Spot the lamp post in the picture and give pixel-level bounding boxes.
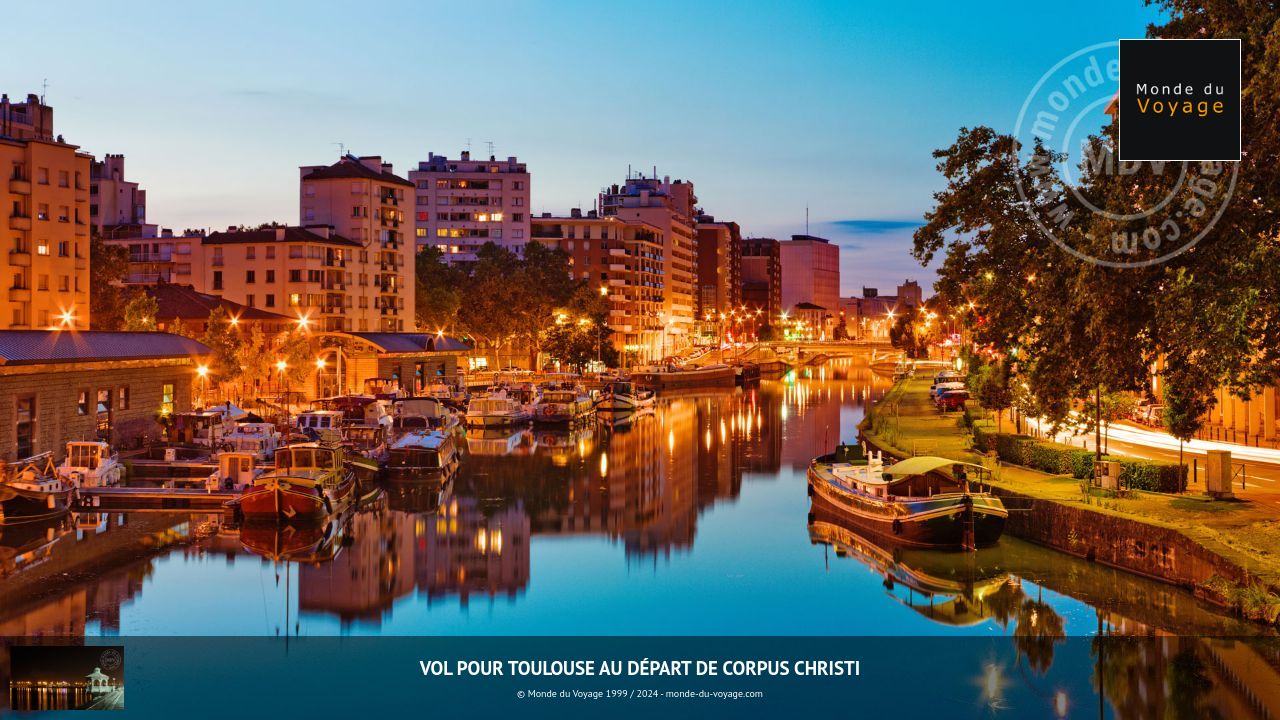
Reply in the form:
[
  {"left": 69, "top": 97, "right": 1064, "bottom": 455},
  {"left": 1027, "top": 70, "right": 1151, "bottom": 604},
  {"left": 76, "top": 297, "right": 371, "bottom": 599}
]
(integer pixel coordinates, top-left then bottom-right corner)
[
  {"left": 196, "top": 364, "right": 209, "bottom": 409},
  {"left": 276, "top": 359, "right": 287, "bottom": 409}
]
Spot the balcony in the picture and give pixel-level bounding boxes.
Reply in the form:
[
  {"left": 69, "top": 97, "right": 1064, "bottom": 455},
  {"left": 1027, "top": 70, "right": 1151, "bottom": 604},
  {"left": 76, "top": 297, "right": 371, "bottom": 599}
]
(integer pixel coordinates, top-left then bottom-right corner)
[
  {"left": 8, "top": 250, "right": 30, "bottom": 267},
  {"left": 9, "top": 214, "right": 31, "bottom": 231},
  {"left": 9, "top": 178, "right": 30, "bottom": 195},
  {"left": 129, "top": 252, "right": 173, "bottom": 263},
  {"left": 9, "top": 286, "right": 30, "bottom": 302},
  {"left": 124, "top": 272, "right": 172, "bottom": 284}
]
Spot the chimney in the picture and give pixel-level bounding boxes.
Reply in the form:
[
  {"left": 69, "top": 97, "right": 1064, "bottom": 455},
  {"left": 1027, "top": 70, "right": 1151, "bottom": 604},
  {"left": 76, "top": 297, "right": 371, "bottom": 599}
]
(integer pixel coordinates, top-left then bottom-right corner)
[
  {"left": 570, "top": 208, "right": 582, "bottom": 218},
  {"left": 460, "top": 150, "right": 470, "bottom": 161},
  {"left": 275, "top": 227, "right": 286, "bottom": 242}
]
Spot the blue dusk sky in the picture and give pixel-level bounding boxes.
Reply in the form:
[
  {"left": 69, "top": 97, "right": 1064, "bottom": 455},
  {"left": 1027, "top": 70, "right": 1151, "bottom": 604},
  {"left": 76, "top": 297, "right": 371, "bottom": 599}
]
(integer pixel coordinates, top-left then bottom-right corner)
[{"left": 2, "top": 0, "right": 1161, "bottom": 296}]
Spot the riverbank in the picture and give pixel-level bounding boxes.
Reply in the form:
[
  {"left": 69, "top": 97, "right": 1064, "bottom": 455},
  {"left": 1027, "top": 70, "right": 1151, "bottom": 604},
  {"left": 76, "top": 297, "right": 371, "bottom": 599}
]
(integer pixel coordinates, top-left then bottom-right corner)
[{"left": 860, "top": 375, "right": 1280, "bottom": 621}]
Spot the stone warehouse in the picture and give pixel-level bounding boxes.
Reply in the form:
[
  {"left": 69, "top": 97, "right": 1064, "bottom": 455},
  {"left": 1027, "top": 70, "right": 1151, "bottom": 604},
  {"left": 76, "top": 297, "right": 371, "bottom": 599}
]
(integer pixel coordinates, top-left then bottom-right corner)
[{"left": 0, "top": 331, "right": 209, "bottom": 461}]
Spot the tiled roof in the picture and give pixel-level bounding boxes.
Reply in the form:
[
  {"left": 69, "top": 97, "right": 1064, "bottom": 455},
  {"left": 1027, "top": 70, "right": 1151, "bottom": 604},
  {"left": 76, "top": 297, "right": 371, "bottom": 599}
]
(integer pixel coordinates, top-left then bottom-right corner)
[
  {"left": 301, "top": 156, "right": 413, "bottom": 187},
  {"left": 0, "top": 331, "right": 210, "bottom": 366},
  {"left": 146, "top": 284, "right": 290, "bottom": 323},
  {"left": 346, "top": 333, "right": 471, "bottom": 353},
  {"left": 203, "top": 226, "right": 362, "bottom": 247}
]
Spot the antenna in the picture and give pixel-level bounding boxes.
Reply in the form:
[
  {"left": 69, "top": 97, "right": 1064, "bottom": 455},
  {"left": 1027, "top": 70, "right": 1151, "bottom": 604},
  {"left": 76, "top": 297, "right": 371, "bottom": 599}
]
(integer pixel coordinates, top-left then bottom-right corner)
[
  {"left": 40, "top": 78, "right": 48, "bottom": 103},
  {"left": 332, "top": 142, "right": 345, "bottom": 156},
  {"left": 485, "top": 140, "right": 495, "bottom": 158},
  {"left": 465, "top": 138, "right": 472, "bottom": 153},
  {"left": 806, "top": 206, "right": 810, "bottom": 235}
]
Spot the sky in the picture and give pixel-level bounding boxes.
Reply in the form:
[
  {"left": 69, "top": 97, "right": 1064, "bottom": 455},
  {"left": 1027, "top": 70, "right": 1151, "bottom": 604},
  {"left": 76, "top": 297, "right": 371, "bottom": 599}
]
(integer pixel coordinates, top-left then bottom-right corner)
[{"left": 2, "top": 0, "right": 1163, "bottom": 296}]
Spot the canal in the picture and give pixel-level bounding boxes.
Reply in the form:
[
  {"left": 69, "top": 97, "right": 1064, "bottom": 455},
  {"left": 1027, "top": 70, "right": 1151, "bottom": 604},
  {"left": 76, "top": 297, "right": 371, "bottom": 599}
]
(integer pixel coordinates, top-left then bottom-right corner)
[{"left": 2, "top": 356, "right": 1277, "bottom": 716}]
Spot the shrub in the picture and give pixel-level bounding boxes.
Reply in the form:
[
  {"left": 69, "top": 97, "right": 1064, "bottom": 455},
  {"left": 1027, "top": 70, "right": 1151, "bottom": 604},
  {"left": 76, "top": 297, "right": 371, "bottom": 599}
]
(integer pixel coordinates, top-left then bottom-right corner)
[
  {"left": 977, "top": 431, "right": 1096, "bottom": 479},
  {"left": 1104, "top": 455, "right": 1187, "bottom": 493}
]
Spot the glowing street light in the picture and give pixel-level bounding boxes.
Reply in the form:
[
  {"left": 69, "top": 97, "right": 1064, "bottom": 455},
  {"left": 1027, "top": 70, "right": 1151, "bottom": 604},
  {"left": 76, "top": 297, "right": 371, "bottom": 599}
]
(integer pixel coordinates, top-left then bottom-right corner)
[
  {"left": 58, "top": 309, "right": 75, "bottom": 327},
  {"left": 315, "top": 357, "right": 327, "bottom": 370}
]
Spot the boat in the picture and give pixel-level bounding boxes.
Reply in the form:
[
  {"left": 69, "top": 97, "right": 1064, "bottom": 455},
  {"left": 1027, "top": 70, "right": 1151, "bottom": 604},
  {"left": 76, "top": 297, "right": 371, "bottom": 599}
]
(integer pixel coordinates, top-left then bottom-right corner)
[
  {"left": 314, "top": 395, "right": 394, "bottom": 433},
  {"left": 221, "top": 422, "right": 283, "bottom": 461},
  {"left": 56, "top": 441, "right": 124, "bottom": 488},
  {"left": 465, "top": 427, "right": 535, "bottom": 456},
  {"left": 465, "top": 387, "right": 531, "bottom": 427},
  {"left": 204, "top": 451, "right": 262, "bottom": 493},
  {"left": 344, "top": 424, "right": 389, "bottom": 465},
  {"left": 533, "top": 384, "right": 595, "bottom": 424},
  {"left": 392, "top": 397, "right": 461, "bottom": 436},
  {"left": 240, "top": 516, "right": 345, "bottom": 563},
  {"left": 0, "top": 453, "right": 73, "bottom": 524},
  {"left": 733, "top": 362, "right": 761, "bottom": 386},
  {"left": 595, "top": 381, "right": 655, "bottom": 412},
  {"left": 238, "top": 441, "right": 358, "bottom": 521},
  {"left": 630, "top": 363, "right": 736, "bottom": 389},
  {"left": 384, "top": 430, "right": 459, "bottom": 479},
  {"left": 807, "top": 448, "right": 1006, "bottom": 549},
  {"left": 295, "top": 409, "right": 346, "bottom": 439},
  {"left": 425, "top": 380, "right": 467, "bottom": 408}
]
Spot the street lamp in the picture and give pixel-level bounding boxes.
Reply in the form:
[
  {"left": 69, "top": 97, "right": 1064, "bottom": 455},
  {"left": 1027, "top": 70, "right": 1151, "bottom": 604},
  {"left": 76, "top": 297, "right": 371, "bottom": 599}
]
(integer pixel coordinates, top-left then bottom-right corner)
[
  {"left": 196, "top": 364, "right": 209, "bottom": 408},
  {"left": 276, "top": 359, "right": 287, "bottom": 402}
]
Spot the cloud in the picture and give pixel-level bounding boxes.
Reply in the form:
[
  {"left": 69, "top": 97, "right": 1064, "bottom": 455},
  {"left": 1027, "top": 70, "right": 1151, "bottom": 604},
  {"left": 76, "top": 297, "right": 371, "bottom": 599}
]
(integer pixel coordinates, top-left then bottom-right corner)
[{"left": 829, "top": 219, "right": 924, "bottom": 234}]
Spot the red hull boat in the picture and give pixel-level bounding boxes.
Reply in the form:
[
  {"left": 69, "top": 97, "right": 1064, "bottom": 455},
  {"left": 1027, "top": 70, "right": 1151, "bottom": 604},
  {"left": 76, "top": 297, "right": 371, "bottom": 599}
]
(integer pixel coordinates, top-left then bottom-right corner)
[{"left": 239, "top": 441, "right": 357, "bottom": 522}]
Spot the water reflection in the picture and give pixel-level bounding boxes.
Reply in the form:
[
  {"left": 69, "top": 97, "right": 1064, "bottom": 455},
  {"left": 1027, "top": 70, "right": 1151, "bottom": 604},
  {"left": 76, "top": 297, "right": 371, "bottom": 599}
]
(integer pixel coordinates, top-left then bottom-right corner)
[{"left": 1, "top": 357, "right": 1279, "bottom": 717}]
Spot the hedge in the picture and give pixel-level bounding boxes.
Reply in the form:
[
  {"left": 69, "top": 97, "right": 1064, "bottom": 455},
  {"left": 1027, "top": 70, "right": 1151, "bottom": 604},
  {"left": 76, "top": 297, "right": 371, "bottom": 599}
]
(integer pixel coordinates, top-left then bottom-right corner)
[{"left": 971, "top": 428, "right": 1182, "bottom": 488}]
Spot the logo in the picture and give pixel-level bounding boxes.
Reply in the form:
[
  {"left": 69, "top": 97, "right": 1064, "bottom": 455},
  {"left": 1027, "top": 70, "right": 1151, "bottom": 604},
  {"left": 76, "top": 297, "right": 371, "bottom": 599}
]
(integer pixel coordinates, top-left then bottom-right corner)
[
  {"left": 99, "top": 648, "right": 122, "bottom": 672},
  {"left": 1013, "top": 41, "right": 1238, "bottom": 268}
]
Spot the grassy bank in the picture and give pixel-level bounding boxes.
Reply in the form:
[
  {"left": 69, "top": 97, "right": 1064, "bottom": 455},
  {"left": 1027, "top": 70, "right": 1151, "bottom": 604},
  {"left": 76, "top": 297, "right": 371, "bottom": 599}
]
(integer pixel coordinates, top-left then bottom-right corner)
[{"left": 860, "top": 375, "right": 1280, "bottom": 618}]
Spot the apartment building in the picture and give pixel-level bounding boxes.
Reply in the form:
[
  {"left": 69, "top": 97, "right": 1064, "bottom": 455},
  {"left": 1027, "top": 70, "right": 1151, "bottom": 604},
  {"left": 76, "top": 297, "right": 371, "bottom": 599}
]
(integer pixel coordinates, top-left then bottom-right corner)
[
  {"left": 90, "top": 154, "right": 146, "bottom": 235},
  {"left": 0, "top": 93, "right": 92, "bottom": 330},
  {"left": 598, "top": 175, "right": 698, "bottom": 349},
  {"left": 779, "top": 234, "right": 840, "bottom": 320},
  {"left": 694, "top": 215, "right": 741, "bottom": 318},
  {"left": 300, "top": 155, "right": 414, "bottom": 331},
  {"left": 409, "top": 150, "right": 530, "bottom": 264},
  {"left": 531, "top": 209, "right": 666, "bottom": 364},
  {"left": 740, "top": 237, "right": 781, "bottom": 322},
  {"left": 106, "top": 227, "right": 205, "bottom": 285}
]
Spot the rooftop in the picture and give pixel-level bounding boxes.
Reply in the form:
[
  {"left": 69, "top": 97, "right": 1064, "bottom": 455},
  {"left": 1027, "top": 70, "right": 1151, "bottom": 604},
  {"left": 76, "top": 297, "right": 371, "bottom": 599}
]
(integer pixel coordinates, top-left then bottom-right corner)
[
  {"left": 204, "top": 226, "right": 361, "bottom": 247},
  {"left": 146, "top": 284, "right": 291, "bottom": 323},
  {"left": 301, "top": 154, "right": 413, "bottom": 187},
  {"left": 0, "top": 331, "right": 210, "bottom": 366},
  {"left": 346, "top": 332, "right": 471, "bottom": 354}
]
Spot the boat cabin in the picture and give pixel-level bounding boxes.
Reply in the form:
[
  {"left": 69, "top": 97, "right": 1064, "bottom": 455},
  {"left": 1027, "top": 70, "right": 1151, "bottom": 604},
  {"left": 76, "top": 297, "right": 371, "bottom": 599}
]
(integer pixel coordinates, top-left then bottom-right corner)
[
  {"left": 168, "top": 410, "right": 230, "bottom": 447},
  {"left": 222, "top": 422, "right": 281, "bottom": 459},
  {"left": 57, "top": 441, "right": 122, "bottom": 488},
  {"left": 345, "top": 425, "right": 386, "bottom": 454},
  {"left": 274, "top": 443, "right": 343, "bottom": 473},
  {"left": 213, "top": 451, "right": 257, "bottom": 491},
  {"left": 387, "top": 431, "right": 455, "bottom": 470},
  {"left": 296, "top": 410, "right": 345, "bottom": 435}
]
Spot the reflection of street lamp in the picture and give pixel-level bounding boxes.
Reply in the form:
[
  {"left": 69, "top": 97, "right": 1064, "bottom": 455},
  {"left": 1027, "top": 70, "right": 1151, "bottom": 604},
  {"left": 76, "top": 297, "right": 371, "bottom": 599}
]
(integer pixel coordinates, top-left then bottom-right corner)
[{"left": 196, "top": 364, "right": 209, "bottom": 408}]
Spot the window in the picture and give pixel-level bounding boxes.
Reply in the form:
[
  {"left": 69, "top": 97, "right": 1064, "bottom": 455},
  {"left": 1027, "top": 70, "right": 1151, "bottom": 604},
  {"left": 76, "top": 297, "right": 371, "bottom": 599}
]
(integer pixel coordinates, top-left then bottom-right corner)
[
  {"left": 117, "top": 386, "right": 129, "bottom": 410},
  {"left": 59, "top": 275, "right": 69, "bottom": 292},
  {"left": 161, "top": 383, "right": 174, "bottom": 416},
  {"left": 512, "top": 229, "right": 524, "bottom": 239},
  {"left": 512, "top": 197, "right": 524, "bottom": 207},
  {"left": 36, "top": 168, "right": 48, "bottom": 185},
  {"left": 246, "top": 270, "right": 255, "bottom": 283},
  {"left": 36, "top": 242, "right": 49, "bottom": 256},
  {"left": 247, "top": 294, "right": 255, "bottom": 307},
  {"left": 416, "top": 228, "right": 427, "bottom": 237},
  {"left": 289, "top": 269, "right": 302, "bottom": 283},
  {"left": 265, "top": 246, "right": 276, "bottom": 259},
  {"left": 57, "top": 241, "right": 68, "bottom": 257},
  {"left": 96, "top": 388, "right": 112, "bottom": 439},
  {"left": 265, "top": 294, "right": 275, "bottom": 307},
  {"left": 213, "top": 271, "right": 223, "bottom": 290},
  {"left": 37, "top": 274, "right": 48, "bottom": 291},
  {"left": 266, "top": 270, "right": 275, "bottom": 283},
  {"left": 16, "top": 396, "right": 35, "bottom": 458},
  {"left": 245, "top": 247, "right": 256, "bottom": 260},
  {"left": 289, "top": 293, "right": 301, "bottom": 306},
  {"left": 77, "top": 390, "right": 89, "bottom": 415},
  {"left": 58, "top": 170, "right": 68, "bottom": 188},
  {"left": 513, "top": 213, "right": 524, "bottom": 222}
]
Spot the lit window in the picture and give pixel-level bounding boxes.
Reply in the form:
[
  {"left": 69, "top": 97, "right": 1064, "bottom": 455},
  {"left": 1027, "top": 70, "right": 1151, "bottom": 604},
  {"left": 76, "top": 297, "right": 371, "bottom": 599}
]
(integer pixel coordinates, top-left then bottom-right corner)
[
  {"left": 435, "top": 229, "right": 448, "bottom": 237},
  {"left": 491, "top": 212, "right": 504, "bottom": 222},
  {"left": 290, "top": 293, "right": 301, "bottom": 306},
  {"left": 36, "top": 243, "right": 49, "bottom": 256}
]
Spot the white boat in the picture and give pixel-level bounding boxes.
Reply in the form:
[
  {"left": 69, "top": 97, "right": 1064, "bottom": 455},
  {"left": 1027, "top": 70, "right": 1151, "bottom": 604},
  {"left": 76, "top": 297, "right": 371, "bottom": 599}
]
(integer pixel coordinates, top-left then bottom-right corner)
[
  {"left": 221, "top": 422, "right": 282, "bottom": 460},
  {"left": 533, "top": 385, "right": 595, "bottom": 424},
  {"left": 425, "top": 381, "right": 466, "bottom": 405},
  {"left": 295, "top": 409, "right": 346, "bottom": 438},
  {"left": 56, "top": 441, "right": 124, "bottom": 488},
  {"left": 204, "top": 451, "right": 262, "bottom": 493},
  {"left": 385, "top": 430, "right": 459, "bottom": 478},
  {"left": 595, "top": 381, "right": 655, "bottom": 412},
  {"left": 465, "top": 388, "right": 531, "bottom": 427},
  {"left": 392, "top": 397, "right": 461, "bottom": 436}
]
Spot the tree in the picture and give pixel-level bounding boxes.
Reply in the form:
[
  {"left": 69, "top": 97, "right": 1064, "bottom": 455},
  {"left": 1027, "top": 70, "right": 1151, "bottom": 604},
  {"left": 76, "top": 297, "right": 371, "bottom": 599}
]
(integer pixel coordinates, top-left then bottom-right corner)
[
  {"left": 969, "top": 358, "right": 1014, "bottom": 431},
  {"left": 88, "top": 234, "right": 129, "bottom": 330},
  {"left": 121, "top": 290, "right": 159, "bottom": 332},
  {"left": 757, "top": 323, "right": 780, "bottom": 342},
  {"left": 1079, "top": 389, "right": 1139, "bottom": 454},
  {"left": 201, "top": 306, "right": 243, "bottom": 395},
  {"left": 414, "top": 246, "right": 464, "bottom": 332}
]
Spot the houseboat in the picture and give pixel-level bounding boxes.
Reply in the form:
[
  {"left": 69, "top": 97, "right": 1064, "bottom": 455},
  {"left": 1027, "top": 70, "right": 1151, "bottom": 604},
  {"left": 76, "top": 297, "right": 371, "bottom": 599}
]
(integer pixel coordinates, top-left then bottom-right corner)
[
  {"left": 392, "top": 397, "right": 461, "bottom": 436},
  {"left": 631, "top": 363, "right": 736, "bottom": 390},
  {"left": 315, "top": 395, "right": 394, "bottom": 433},
  {"left": 221, "top": 422, "right": 282, "bottom": 461},
  {"left": 344, "top": 424, "right": 389, "bottom": 465},
  {"left": 238, "top": 441, "right": 357, "bottom": 521},
  {"left": 295, "top": 409, "right": 346, "bottom": 440},
  {"left": 0, "top": 454, "right": 73, "bottom": 524},
  {"left": 595, "top": 381, "right": 655, "bottom": 412},
  {"left": 56, "top": 441, "right": 124, "bottom": 488},
  {"left": 533, "top": 385, "right": 595, "bottom": 424},
  {"left": 807, "top": 447, "right": 1006, "bottom": 550},
  {"left": 465, "top": 387, "right": 531, "bottom": 427},
  {"left": 205, "top": 451, "right": 262, "bottom": 493},
  {"left": 385, "top": 430, "right": 459, "bottom": 479}
]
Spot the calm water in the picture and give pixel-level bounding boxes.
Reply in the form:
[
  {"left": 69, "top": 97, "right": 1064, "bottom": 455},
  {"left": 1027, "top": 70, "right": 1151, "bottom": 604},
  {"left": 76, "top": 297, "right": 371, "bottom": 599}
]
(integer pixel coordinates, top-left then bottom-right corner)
[{"left": 3, "top": 357, "right": 1279, "bottom": 715}]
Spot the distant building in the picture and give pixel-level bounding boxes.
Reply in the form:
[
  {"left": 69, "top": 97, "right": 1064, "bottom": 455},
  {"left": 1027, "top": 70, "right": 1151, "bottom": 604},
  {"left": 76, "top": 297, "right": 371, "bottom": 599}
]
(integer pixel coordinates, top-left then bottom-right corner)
[
  {"left": 530, "top": 209, "right": 666, "bottom": 364},
  {"left": 104, "top": 227, "right": 204, "bottom": 285},
  {"left": 143, "top": 283, "right": 293, "bottom": 335},
  {"left": 0, "top": 331, "right": 207, "bottom": 460},
  {"left": 695, "top": 215, "right": 741, "bottom": 319},
  {"left": 300, "top": 154, "right": 414, "bottom": 331},
  {"left": 779, "top": 234, "right": 840, "bottom": 333},
  {"left": 0, "top": 93, "right": 92, "bottom": 330},
  {"left": 840, "top": 280, "right": 925, "bottom": 340},
  {"left": 90, "top": 154, "right": 146, "bottom": 235},
  {"left": 740, "top": 237, "right": 781, "bottom": 323},
  {"left": 599, "top": 175, "right": 699, "bottom": 350},
  {"left": 409, "top": 151, "right": 530, "bottom": 263}
]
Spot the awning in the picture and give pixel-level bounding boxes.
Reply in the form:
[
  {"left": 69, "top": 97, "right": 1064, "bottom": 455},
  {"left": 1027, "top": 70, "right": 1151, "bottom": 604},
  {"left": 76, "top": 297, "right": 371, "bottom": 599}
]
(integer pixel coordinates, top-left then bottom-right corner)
[{"left": 883, "top": 456, "right": 986, "bottom": 478}]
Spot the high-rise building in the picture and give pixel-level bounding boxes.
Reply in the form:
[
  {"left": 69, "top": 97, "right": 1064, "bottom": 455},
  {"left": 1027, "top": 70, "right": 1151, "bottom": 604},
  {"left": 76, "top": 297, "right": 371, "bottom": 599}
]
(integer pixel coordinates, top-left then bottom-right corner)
[
  {"left": 694, "top": 215, "right": 741, "bottom": 319},
  {"left": 0, "top": 93, "right": 92, "bottom": 330},
  {"left": 740, "top": 237, "right": 781, "bottom": 323},
  {"left": 779, "top": 233, "right": 840, "bottom": 319},
  {"left": 531, "top": 209, "right": 666, "bottom": 363},
  {"left": 300, "top": 155, "right": 414, "bottom": 331},
  {"left": 90, "top": 154, "right": 146, "bottom": 236},
  {"left": 409, "top": 151, "right": 530, "bottom": 264},
  {"left": 599, "top": 175, "right": 698, "bottom": 350}
]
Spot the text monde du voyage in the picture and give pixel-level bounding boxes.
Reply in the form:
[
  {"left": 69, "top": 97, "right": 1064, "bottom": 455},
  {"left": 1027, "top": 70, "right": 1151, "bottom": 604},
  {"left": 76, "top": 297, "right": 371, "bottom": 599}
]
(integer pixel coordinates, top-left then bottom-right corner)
[
  {"left": 1133, "top": 82, "right": 1229, "bottom": 118},
  {"left": 420, "top": 659, "right": 861, "bottom": 678}
]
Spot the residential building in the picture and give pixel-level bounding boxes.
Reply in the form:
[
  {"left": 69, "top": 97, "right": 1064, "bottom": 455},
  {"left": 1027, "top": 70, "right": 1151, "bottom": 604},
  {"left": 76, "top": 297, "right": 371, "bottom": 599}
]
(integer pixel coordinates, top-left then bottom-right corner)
[
  {"left": 200, "top": 225, "right": 370, "bottom": 332},
  {"left": 0, "top": 331, "right": 208, "bottom": 460},
  {"left": 695, "top": 215, "right": 741, "bottom": 318},
  {"left": 143, "top": 283, "right": 293, "bottom": 335},
  {"left": 300, "top": 154, "right": 414, "bottom": 331},
  {"left": 599, "top": 175, "right": 699, "bottom": 351},
  {"left": 740, "top": 237, "right": 781, "bottom": 323},
  {"left": 104, "top": 227, "right": 205, "bottom": 285},
  {"left": 0, "top": 93, "right": 92, "bottom": 330},
  {"left": 779, "top": 234, "right": 840, "bottom": 334},
  {"left": 531, "top": 209, "right": 667, "bottom": 364},
  {"left": 840, "top": 281, "right": 925, "bottom": 340},
  {"left": 90, "top": 154, "right": 146, "bottom": 235},
  {"left": 409, "top": 150, "right": 530, "bottom": 263}
]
